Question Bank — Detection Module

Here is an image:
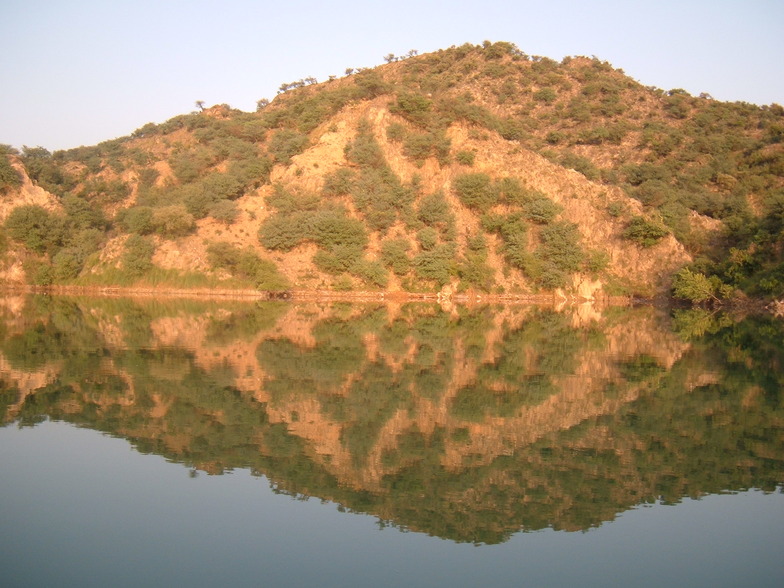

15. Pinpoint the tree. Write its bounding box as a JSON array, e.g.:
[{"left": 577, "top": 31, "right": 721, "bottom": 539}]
[
  {"left": 4, "top": 205, "right": 64, "bottom": 254},
  {"left": 195, "top": 100, "right": 206, "bottom": 111},
  {"left": 672, "top": 268, "right": 721, "bottom": 303}
]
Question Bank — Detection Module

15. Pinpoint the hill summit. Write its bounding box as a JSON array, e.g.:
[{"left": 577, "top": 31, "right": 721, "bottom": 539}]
[{"left": 1, "top": 41, "right": 782, "bottom": 301}]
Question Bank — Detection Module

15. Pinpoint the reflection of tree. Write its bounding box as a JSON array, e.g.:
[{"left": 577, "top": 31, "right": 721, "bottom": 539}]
[
  {"left": 452, "top": 310, "right": 587, "bottom": 420},
  {"left": 258, "top": 318, "right": 368, "bottom": 392},
  {"left": 0, "top": 297, "right": 782, "bottom": 544}
]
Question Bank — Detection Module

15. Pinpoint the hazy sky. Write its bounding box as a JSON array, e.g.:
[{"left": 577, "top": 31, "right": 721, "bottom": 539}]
[{"left": 1, "top": 0, "right": 782, "bottom": 151}]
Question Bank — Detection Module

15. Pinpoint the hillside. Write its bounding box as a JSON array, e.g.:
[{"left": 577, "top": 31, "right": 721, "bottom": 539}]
[{"left": 1, "top": 41, "right": 783, "bottom": 300}]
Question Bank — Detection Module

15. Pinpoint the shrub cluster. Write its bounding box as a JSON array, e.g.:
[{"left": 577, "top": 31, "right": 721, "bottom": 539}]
[
  {"left": 622, "top": 216, "right": 670, "bottom": 247},
  {"left": 206, "top": 241, "right": 289, "bottom": 290}
]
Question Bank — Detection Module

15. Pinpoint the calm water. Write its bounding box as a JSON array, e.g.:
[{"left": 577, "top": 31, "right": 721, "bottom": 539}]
[{"left": 0, "top": 296, "right": 782, "bottom": 587}]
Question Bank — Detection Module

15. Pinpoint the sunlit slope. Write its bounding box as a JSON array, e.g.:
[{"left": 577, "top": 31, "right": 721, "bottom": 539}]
[{"left": 1, "top": 42, "right": 782, "bottom": 297}]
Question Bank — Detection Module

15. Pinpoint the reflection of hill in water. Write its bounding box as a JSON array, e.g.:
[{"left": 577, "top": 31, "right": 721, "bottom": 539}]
[{"left": 0, "top": 296, "right": 782, "bottom": 544}]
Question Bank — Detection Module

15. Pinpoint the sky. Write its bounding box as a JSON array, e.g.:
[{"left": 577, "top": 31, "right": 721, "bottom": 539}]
[{"left": 1, "top": 0, "right": 782, "bottom": 152}]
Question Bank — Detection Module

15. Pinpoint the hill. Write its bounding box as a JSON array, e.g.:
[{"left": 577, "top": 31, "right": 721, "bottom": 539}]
[{"left": 1, "top": 41, "right": 783, "bottom": 301}]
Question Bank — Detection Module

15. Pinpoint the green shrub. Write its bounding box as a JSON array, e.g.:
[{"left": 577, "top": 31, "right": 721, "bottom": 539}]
[
  {"left": 170, "top": 147, "right": 215, "bottom": 183},
  {"left": 258, "top": 212, "right": 310, "bottom": 250},
  {"left": 351, "top": 166, "right": 412, "bottom": 232},
  {"left": 402, "top": 132, "right": 434, "bottom": 165},
  {"left": 206, "top": 241, "right": 242, "bottom": 271},
  {"left": 201, "top": 171, "right": 245, "bottom": 200},
  {"left": 417, "top": 191, "right": 452, "bottom": 229},
  {"left": 0, "top": 154, "right": 22, "bottom": 192},
  {"left": 402, "top": 129, "right": 451, "bottom": 166},
  {"left": 51, "top": 247, "right": 84, "bottom": 281},
  {"left": 24, "top": 259, "right": 54, "bottom": 285},
  {"left": 497, "top": 219, "right": 530, "bottom": 270},
  {"left": 560, "top": 152, "right": 600, "bottom": 180},
  {"left": 119, "top": 206, "right": 155, "bottom": 235},
  {"left": 62, "top": 195, "right": 108, "bottom": 230},
  {"left": 322, "top": 168, "right": 355, "bottom": 197},
  {"left": 206, "top": 241, "right": 289, "bottom": 289},
  {"left": 458, "top": 251, "right": 494, "bottom": 291},
  {"left": 351, "top": 258, "right": 388, "bottom": 288},
  {"left": 606, "top": 201, "right": 625, "bottom": 217},
  {"left": 536, "top": 262, "right": 570, "bottom": 289},
  {"left": 390, "top": 93, "right": 433, "bottom": 127},
  {"left": 268, "top": 129, "right": 309, "bottom": 164},
  {"left": 313, "top": 244, "right": 363, "bottom": 274},
  {"left": 227, "top": 155, "right": 273, "bottom": 187},
  {"left": 672, "top": 268, "right": 721, "bottom": 303},
  {"left": 380, "top": 238, "right": 411, "bottom": 275},
  {"left": 545, "top": 131, "right": 567, "bottom": 145},
  {"left": 386, "top": 123, "right": 407, "bottom": 143},
  {"left": 417, "top": 227, "right": 438, "bottom": 250},
  {"left": 466, "top": 232, "right": 487, "bottom": 252},
  {"left": 533, "top": 88, "right": 557, "bottom": 103},
  {"left": 413, "top": 244, "right": 455, "bottom": 286},
  {"left": 151, "top": 205, "right": 195, "bottom": 238},
  {"left": 622, "top": 162, "right": 671, "bottom": 186},
  {"left": 435, "top": 95, "right": 495, "bottom": 128},
  {"left": 453, "top": 173, "right": 497, "bottom": 211},
  {"left": 483, "top": 62, "right": 509, "bottom": 79},
  {"left": 77, "top": 179, "right": 130, "bottom": 204},
  {"left": 455, "top": 150, "right": 475, "bottom": 166},
  {"left": 584, "top": 250, "right": 610, "bottom": 274},
  {"left": 312, "top": 210, "right": 367, "bottom": 249},
  {"left": 539, "top": 221, "right": 583, "bottom": 273},
  {"left": 496, "top": 177, "right": 536, "bottom": 206},
  {"left": 209, "top": 200, "right": 239, "bottom": 225},
  {"left": 181, "top": 185, "right": 221, "bottom": 219},
  {"left": 523, "top": 197, "right": 561, "bottom": 224},
  {"left": 122, "top": 234, "right": 155, "bottom": 277},
  {"left": 353, "top": 70, "right": 393, "bottom": 98},
  {"left": 622, "top": 216, "right": 669, "bottom": 247},
  {"left": 345, "top": 120, "right": 386, "bottom": 168},
  {"left": 4, "top": 205, "right": 65, "bottom": 254},
  {"left": 483, "top": 40, "right": 520, "bottom": 60},
  {"left": 266, "top": 184, "right": 321, "bottom": 214},
  {"left": 494, "top": 117, "right": 528, "bottom": 142},
  {"left": 20, "top": 146, "right": 74, "bottom": 195}
]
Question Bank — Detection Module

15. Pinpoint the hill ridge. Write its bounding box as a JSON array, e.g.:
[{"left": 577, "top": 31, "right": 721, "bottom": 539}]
[{"left": 1, "top": 41, "right": 782, "bottom": 301}]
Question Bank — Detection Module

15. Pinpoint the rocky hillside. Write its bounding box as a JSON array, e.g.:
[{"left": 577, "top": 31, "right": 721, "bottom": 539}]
[{"left": 1, "top": 41, "right": 782, "bottom": 299}]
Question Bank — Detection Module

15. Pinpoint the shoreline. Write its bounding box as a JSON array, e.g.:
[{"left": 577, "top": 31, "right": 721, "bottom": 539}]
[
  {"left": 0, "top": 283, "right": 635, "bottom": 306},
  {"left": 1, "top": 284, "right": 778, "bottom": 315}
]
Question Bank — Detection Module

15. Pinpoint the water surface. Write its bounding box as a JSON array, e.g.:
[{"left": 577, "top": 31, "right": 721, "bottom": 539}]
[{"left": 0, "top": 296, "right": 781, "bottom": 586}]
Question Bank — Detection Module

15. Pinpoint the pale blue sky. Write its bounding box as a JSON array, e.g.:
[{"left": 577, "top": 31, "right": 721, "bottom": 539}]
[{"left": 1, "top": 0, "right": 782, "bottom": 151}]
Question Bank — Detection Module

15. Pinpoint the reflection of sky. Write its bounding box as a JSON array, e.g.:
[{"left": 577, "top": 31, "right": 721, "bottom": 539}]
[{"left": 1, "top": 420, "right": 781, "bottom": 588}]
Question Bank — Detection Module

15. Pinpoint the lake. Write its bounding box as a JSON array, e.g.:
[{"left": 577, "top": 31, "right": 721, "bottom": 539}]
[{"left": 0, "top": 295, "right": 782, "bottom": 587}]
